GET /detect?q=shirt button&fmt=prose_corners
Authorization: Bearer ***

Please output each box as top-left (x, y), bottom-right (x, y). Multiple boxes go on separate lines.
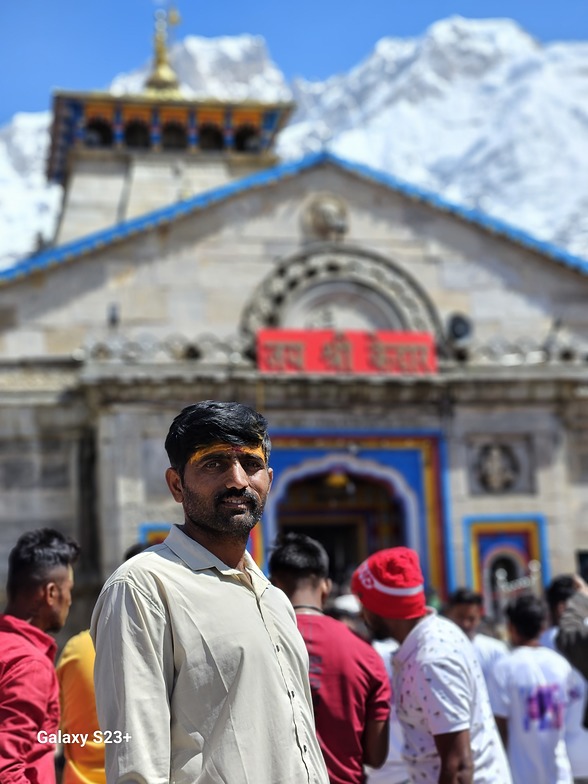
top-left (303, 745), bottom-right (307, 753)
top-left (276, 645), bottom-right (280, 652)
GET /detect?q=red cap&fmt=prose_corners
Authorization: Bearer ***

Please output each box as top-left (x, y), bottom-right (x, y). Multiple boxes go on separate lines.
top-left (351, 547), bottom-right (426, 620)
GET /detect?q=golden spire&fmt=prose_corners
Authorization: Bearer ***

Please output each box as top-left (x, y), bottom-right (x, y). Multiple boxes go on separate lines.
top-left (144, 6), bottom-right (182, 95)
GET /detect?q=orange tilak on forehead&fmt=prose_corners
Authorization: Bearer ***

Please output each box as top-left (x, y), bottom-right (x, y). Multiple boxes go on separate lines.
top-left (188, 443), bottom-right (266, 465)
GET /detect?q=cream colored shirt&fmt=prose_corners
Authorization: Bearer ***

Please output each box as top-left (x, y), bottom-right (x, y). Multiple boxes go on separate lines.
top-left (91, 526), bottom-right (329, 784)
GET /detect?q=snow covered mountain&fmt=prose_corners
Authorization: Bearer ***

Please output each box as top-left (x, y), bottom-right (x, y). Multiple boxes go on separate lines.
top-left (2, 16), bottom-right (588, 270)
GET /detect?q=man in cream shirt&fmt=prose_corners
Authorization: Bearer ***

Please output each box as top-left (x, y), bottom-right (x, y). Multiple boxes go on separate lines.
top-left (91, 400), bottom-right (329, 784)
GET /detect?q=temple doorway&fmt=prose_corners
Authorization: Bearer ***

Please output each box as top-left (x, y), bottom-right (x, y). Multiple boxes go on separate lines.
top-left (276, 470), bottom-right (405, 587)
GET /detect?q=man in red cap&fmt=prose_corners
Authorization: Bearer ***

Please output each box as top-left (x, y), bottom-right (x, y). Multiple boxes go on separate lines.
top-left (352, 547), bottom-right (512, 784)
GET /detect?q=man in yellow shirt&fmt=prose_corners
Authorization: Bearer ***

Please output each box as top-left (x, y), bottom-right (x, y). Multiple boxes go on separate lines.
top-left (57, 630), bottom-right (105, 784)
top-left (57, 544), bottom-right (147, 784)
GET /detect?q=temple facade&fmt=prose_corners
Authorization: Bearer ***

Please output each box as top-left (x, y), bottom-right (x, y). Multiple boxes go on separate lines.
top-left (2, 12), bottom-right (588, 625)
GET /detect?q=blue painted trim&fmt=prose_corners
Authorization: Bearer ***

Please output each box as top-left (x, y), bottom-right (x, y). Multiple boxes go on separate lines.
top-left (262, 110), bottom-right (278, 131)
top-left (271, 426), bottom-right (445, 438)
top-left (269, 426), bottom-right (451, 591)
top-left (464, 522), bottom-right (474, 588)
top-left (438, 436), bottom-right (456, 593)
top-left (537, 514), bottom-right (551, 584)
top-left (463, 513), bottom-right (551, 587)
top-left (8, 151), bottom-right (588, 284)
top-left (138, 521), bottom-right (171, 544)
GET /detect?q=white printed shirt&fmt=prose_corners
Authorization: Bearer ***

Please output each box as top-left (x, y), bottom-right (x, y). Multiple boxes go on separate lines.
top-left (392, 611), bottom-right (512, 784)
top-left (472, 632), bottom-right (509, 685)
top-left (540, 626), bottom-right (588, 777)
top-left (488, 643), bottom-right (574, 784)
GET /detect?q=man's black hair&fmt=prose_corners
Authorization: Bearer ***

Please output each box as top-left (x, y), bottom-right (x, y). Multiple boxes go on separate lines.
top-left (269, 533), bottom-right (329, 593)
top-left (165, 400), bottom-right (271, 477)
top-left (544, 574), bottom-right (576, 615)
top-left (7, 528), bottom-right (80, 599)
top-left (446, 587), bottom-right (483, 608)
top-left (505, 593), bottom-right (547, 641)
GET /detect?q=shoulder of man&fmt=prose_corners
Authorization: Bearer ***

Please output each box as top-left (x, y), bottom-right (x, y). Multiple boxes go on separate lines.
top-left (474, 632), bottom-right (508, 654)
top-left (0, 617), bottom-right (56, 667)
top-left (56, 629), bottom-right (93, 670)
top-left (91, 547), bottom-right (174, 641)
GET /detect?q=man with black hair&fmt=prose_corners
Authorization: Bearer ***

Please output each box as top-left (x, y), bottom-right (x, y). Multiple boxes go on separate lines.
top-left (0, 527), bottom-right (80, 784)
top-left (445, 587), bottom-right (508, 685)
top-left (487, 593), bottom-right (574, 784)
top-left (541, 575), bottom-right (588, 783)
top-left (352, 548), bottom-right (511, 784)
top-left (269, 532), bottom-right (392, 784)
top-left (557, 574), bottom-right (588, 682)
top-left (544, 575), bottom-right (577, 641)
top-left (92, 400), bottom-right (329, 784)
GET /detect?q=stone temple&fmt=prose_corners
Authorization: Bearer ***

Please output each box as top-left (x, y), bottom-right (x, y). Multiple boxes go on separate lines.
top-left (1, 11), bottom-right (588, 628)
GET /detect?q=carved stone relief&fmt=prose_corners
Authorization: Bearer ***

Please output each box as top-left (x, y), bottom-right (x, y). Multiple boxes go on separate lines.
top-left (301, 192), bottom-right (349, 241)
top-left (240, 243), bottom-right (444, 346)
top-left (467, 436), bottom-right (535, 495)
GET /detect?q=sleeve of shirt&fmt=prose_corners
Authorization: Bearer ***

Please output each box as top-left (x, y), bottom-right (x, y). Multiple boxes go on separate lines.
top-left (414, 658), bottom-right (474, 735)
top-left (365, 649), bottom-right (392, 722)
top-left (0, 657), bottom-right (54, 784)
top-left (486, 659), bottom-right (511, 719)
top-left (91, 577), bottom-right (174, 784)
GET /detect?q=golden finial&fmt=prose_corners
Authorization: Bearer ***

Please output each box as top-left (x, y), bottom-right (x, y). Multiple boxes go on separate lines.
top-left (144, 6), bottom-right (182, 95)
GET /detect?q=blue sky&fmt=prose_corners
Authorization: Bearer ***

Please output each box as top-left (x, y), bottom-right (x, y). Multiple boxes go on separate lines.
top-left (1, 0), bottom-right (587, 126)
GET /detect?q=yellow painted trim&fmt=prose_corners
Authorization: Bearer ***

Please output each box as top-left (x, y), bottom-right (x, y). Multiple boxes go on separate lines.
top-left (232, 111), bottom-right (262, 127)
top-left (420, 440), bottom-right (443, 589)
top-left (468, 519), bottom-right (541, 592)
top-left (122, 106), bottom-right (152, 123)
top-left (159, 108), bottom-right (190, 124)
top-left (197, 110), bottom-right (224, 126)
top-left (85, 103), bottom-right (114, 120)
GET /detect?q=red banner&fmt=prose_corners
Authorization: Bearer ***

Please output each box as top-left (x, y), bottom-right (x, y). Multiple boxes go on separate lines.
top-left (257, 330), bottom-right (437, 375)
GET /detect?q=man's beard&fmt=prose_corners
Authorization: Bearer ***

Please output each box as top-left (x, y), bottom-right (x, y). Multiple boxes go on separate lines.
top-left (182, 486), bottom-right (265, 542)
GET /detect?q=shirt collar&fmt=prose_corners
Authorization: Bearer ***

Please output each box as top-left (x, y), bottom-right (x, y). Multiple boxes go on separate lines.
top-left (0, 614), bottom-right (57, 660)
top-left (164, 524), bottom-right (269, 586)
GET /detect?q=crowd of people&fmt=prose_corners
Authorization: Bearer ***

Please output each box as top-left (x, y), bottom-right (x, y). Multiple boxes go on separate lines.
top-left (1, 399), bottom-right (588, 784)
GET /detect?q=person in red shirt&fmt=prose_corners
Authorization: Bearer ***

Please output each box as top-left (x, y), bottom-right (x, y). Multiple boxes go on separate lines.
top-left (269, 533), bottom-right (391, 784)
top-left (0, 527), bottom-right (80, 784)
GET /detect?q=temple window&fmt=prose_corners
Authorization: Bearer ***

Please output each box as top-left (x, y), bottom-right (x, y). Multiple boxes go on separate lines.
top-left (85, 119), bottom-right (114, 148)
top-left (162, 121), bottom-right (188, 150)
top-left (125, 120), bottom-right (151, 149)
top-left (199, 123), bottom-right (224, 151)
top-left (234, 124), bottom-right (261, 153)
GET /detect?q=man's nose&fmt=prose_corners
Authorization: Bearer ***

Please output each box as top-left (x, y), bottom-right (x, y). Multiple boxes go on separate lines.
top-left (224, 459), bottom-right (249, 488)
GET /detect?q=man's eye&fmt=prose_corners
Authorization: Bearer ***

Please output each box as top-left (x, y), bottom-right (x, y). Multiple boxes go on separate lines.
top-left (203, 460), bottom-right (222, 469)
top-left (244, 459), bottom-right (263, 471)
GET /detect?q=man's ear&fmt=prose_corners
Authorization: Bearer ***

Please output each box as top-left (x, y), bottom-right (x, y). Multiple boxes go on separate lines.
top-left (267, 466), bottom-right (274, 490)
top-left (42, 581), bottom-right (58, 608)
top-left (321, 577), bottom-right (333, 604)
top-left (165, 467), bottom-right (184, 503)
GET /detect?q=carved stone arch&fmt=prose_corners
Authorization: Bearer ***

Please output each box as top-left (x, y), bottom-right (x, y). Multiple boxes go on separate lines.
top-left (240, 242), bottom-right (445, 345)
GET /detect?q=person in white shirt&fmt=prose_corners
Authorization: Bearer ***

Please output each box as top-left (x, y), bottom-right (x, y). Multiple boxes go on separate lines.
top-left (487, 593), bottom-right (574, 784)
top-left (368, 637), bottom-right (411, 784)
top-left (91, 400), bottom-right (329, 784)
top-left (541, 575), bottom-right (588, 784)
top-left (352, 547), bottom-right (512, 784)
top-left (445, 587), bottom-right (508, 685)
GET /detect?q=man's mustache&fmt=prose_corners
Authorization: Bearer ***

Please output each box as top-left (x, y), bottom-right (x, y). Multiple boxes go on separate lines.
top-left (215, 489), bottom-right (259, 506)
